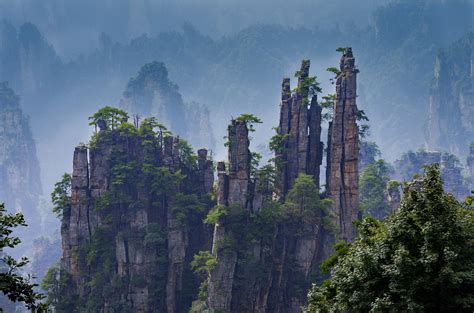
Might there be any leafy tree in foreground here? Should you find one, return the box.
[0,203,47,312]
[306,165,474,312]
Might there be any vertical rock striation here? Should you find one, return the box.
[269,60,326,312]
[326,48,360,242]
[0,81,42,239]
[59,118,214,312]
[468,144,474,189]
[208,120,251,312]
[277,60,323,194]
[426,33,473,156]
[394,150,470,201]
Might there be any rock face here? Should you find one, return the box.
[441,153,470,201]
[120,61,215,149]
[0,81,42,232]
[59,119,214,312]
[277,60,324,193]
[468,144,474,188]
[206,60,334,313]
[59,53,363,312]
[394,150,469,201]
[426,33,474,156]
[326,48,360,242]
[207,120,267,312]
[386,182,402,212]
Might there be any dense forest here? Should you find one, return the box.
[0,0,472,312]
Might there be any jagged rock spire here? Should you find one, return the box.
[276,60,323,195]
[326,48,360,242]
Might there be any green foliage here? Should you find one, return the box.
[283,174,332,227]
[255,164,278,197]
[320,94,335,121]
[171,193,206,225]
[41,264,61,307]
[359,159,392,219]
[235,113,262,132]
[138,117,171,148]
[356,109,369,122]
[51,173,71,218]
[0,203,47,311]
[191,251,217,277]
[336,47,350,53]
[177,139,198,168]
[326,67,340,85]
[144,223,166,246]
[269,130,288,155]
[190,251,217,302]
[150,167,185,198]
[387,179,402,190]
[204,205,228,225]
[88,106,129,130]
[358,124,370,139]
[326,67,340,77]
[250,151,262,178]
[306,165,474,312]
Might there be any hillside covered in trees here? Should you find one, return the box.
[0,0,472,312]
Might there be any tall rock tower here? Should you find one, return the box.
[468,144,474,188]
[326,48,359,242]
[276,60,324,194]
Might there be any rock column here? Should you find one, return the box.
[277,60,323,194]
[208,120,251,312]
[326,48,359,242]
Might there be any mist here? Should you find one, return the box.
[0,0,390,58]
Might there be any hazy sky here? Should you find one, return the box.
[0,0,390,57]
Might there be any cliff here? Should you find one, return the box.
[58,113,214,312]
[0,81,42,234]
[205,60,332,313]
[326,48,359,242]
[426,33,474,156]
[120,61,215,150]
[394,150,470,201]
[468,144,474,189]
[276,60,324,193]
[57,52,361,313]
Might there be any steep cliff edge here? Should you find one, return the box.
[120,61,215,149]
[0,81,42,233]
[426,33,474,156]
[58,110,214,312]
[394,150,470,201]
[326,48,359,242]
[276,60,323,193]
[205,59,334,313]
[57,51,361,313]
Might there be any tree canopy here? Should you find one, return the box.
[305,165,474,312]
[88,106,129,130]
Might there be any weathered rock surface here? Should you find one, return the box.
[277,60,323,193]
[386,182,402,212]
[120,61,215,150]
[394,150,470,201]
[468,144,474,189]
[208,120,253,312]
[326,48,360,242]
[426,33,473,156]
[59,121,214,312]
[0,81,42,238]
